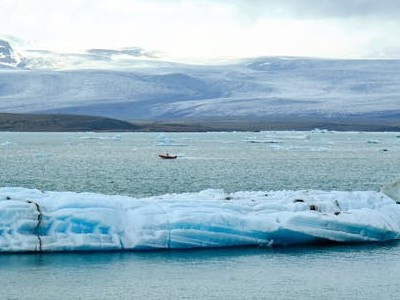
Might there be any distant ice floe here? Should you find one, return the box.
[0,141,12,146]
[244,133,311,145]
[79,134,123,141]
[367,140,379,144]
[0,183,400,252]
[311,128,333,134]
[268,144,329,152]
[156,134,187,147]
[33,152,53,159]
[244,137,281,144]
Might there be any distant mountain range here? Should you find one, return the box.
[0,40,22,68]
[1,38,399,131]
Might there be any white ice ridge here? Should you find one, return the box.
[1,185,400,252]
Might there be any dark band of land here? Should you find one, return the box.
[0,113,140,132]
[0,113,399,132]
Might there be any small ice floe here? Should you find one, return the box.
[33,152,53,159]
[112,134,123,141]
[80,134,123,140]
[367,139,379,144]
[277,134,311,141]
[244,137,281,144]
[0,141,11,146]
[268,144,328,152]
[156,133,187,147]
[311,128,331,134]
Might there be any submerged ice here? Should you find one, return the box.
[0,185,400,252]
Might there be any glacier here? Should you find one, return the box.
[1,39,400,120]
[1,184,400,252]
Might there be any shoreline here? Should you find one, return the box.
[0,113,399,132]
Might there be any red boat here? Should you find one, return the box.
[159,153,177,159]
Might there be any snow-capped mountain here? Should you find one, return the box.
[0,39,399,121]
[0,40,21,68]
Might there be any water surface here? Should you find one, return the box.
[0,131,399,299]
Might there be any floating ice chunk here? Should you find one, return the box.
[311,128,332,134]
[244,137,281,144]
[382,180,400,204]
[79,134,123,140]
[0,140,11,146]
[156,133,188,147]
[268,144,328,152]
[33,152,53,159]
[0,186,399,252]
[367,139,379,144]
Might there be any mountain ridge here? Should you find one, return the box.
[0,38,399,124]
[0,113,141,132]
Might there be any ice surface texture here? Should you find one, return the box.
[0,187,399,252]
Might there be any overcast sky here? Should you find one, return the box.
[1,0,400,62]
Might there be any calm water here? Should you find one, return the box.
[0,131,400,299]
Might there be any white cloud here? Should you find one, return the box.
[1,0,400,62]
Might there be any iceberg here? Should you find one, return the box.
[0,184,400,252]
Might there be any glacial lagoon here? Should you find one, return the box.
[0,130,400,299]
